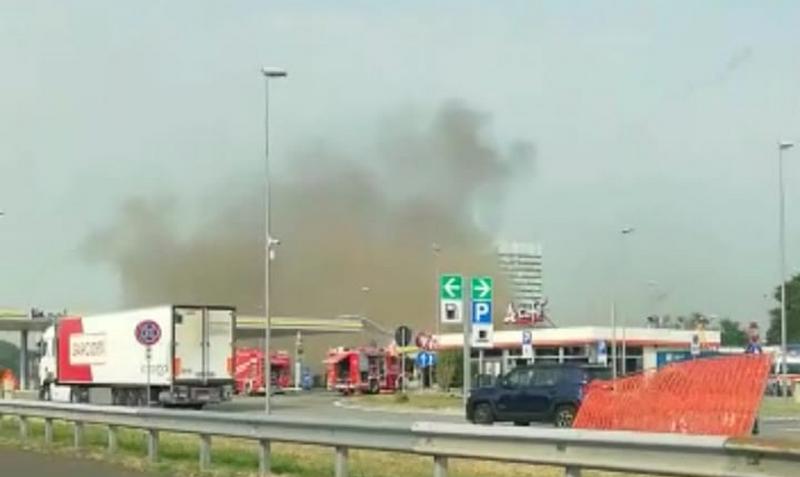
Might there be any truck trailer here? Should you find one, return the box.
[38,305,236,407]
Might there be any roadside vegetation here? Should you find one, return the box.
[351,391,462,411]
[760,396,800,418]
[0,415,645,477]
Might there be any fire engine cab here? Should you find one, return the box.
[234,348,292,395]
[324,346,400,395]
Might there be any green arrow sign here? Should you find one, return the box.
[439,274,463,300]
[471,276,493,300]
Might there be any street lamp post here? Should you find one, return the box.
[779,141,794,398]
[360,286,371,341]
[262,67,287,414]
[619,227,634,375]
[360,286,371,316]
[432,243,441,336]
[431,243,441,389]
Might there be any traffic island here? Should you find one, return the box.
[343,392,463,414]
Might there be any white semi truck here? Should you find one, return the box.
[38,305,236,407]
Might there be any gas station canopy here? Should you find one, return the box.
[236,315,364,339]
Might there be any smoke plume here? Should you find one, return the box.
[84,101,534,341]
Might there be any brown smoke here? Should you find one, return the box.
[83,101,534,352]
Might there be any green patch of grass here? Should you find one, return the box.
[353,392,461,410]
[0,414,653,477]
[760,396,800,418]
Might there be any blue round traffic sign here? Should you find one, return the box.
[135,320,162,346]
[416,351,436,368]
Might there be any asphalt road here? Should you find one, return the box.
[759,418,800,439]
[1,448,155,477]
[208,391,800,438]
[208,391,466,424]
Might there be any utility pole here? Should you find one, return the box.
[261,67,287,414]
[778,141,794,398]
[462,281,471,407]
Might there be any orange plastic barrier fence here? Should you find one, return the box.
[573,354,771,436]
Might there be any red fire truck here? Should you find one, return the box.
[324,346,400,395]
[234,348,292,395]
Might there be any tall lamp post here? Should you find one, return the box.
[431,243,441,389]
[360,286,372,342]
[262,67,287,414]
[432,243,441,336]
[620,227,635,375]
[778,141,794,398]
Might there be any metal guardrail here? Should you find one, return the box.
[0,400,797,477]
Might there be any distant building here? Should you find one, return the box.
[496,241,543,314]
[435,326,722,376]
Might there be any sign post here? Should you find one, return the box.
[145,346,152,406]
[462,286,470,407]
[395,326,413,393]
[470,276,494,348]
[135,320,162,408]
[464,276,494,407]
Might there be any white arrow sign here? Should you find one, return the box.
[471,277,493,300]
[444,278,460,297]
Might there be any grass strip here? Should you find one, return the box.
[0,414,649,477]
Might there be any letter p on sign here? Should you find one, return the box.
[471,301,492,325]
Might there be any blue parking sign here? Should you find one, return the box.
[471,300,492,324]
[596,340,608,365]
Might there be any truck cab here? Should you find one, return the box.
[38,325,69,401]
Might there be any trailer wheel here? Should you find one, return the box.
[69,387,88,404]
[124,389,139,407]
[112,388,125,406]
[69,387,80,404]
[137,389,149,407]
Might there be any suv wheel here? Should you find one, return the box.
[554,404,577,428]
[472,403,494,425]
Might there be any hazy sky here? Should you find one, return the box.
[1,1,799,326]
